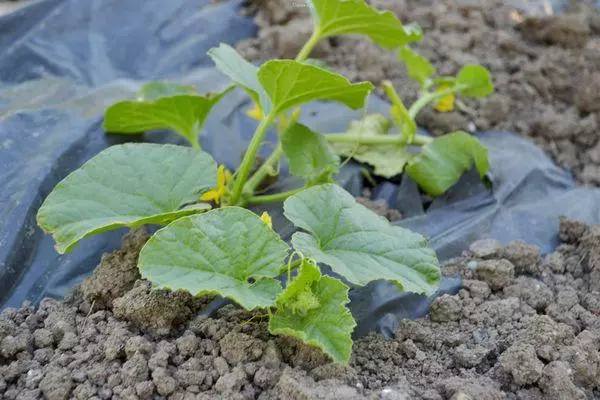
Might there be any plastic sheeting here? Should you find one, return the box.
[1,0,600,337]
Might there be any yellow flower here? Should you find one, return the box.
[260,211,272,229]
[200,165,231,205]
[434,83,455,112]
[246,103,264,121]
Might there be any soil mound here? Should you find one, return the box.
[2,218,600,399]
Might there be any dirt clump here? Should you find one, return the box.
[80,227,149,309]
[236,0,600,186]
[3,219,600,398]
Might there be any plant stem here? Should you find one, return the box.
[408,84,468,119]
[295,30,321,62]
[244,143,284,194]
[248,187,304,204]
[325,133,432,146]
[190,139,201,151]
[229,113,276,205]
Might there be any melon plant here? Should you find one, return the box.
[37,0,495,363]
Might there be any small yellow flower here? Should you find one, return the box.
[260,211,272,229]
[200,165,231,205]
[434,83,455,113]
[246,103,264,121]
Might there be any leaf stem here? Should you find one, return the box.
[244,143,284,194]
[248,187,304,204]
[408,84,468,119]
[295,30,321,62]
[230,113,276,205]
[190,138,202,151]
[325,133,432,145]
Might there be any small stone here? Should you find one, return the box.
[499,343,543,386]
[469,239,502,258]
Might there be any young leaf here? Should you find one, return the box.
[135,81,196,101]
[307,0,421,49]
[138,207,290,310]
[281,123,340,183]
[329,114,411,178]
[207,43,272,113]
[103,86,232,148]
[269,259,355,364]
[258,60,373,114]
[284,184,440,295]
[456,65,494,98]
[398,46,436,87]
[406,131,489,196]
[37,144,216,253]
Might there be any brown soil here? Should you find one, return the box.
[2,218,600,399]
[236,0,600,186]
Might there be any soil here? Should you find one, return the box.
[236,0,600,186]
[2,218,600,399]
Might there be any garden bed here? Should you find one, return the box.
[1,218,600,399]
[237,0,600,186]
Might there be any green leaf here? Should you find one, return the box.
[302,58,333,72]
[269,259,355,364]
[103,86,231,148]
[398,46,436,87]
[308,0,421,49]
[284,184,440,295]
[207,43,272,113]
[37,144,216,253]
[135,81,196,101]
[139,207,290,310]
[281,123,340,183]
[329,114,411,178]
[406,131,489,196]
[456,65,494,98]
[258,60,373,114]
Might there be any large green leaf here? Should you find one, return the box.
[406,131,489,196]
[138,207,289,310]
[269,260,355,364]
[308,0,421,49]
[281,123,340,183]
[456,65,494,98]
[103,85,231,148]
[398,46,436,87]
[258,60,373,114]
[37,144,216,253]
[207,43,272,113]
[329,114,411,178]
[284,184,440,295]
